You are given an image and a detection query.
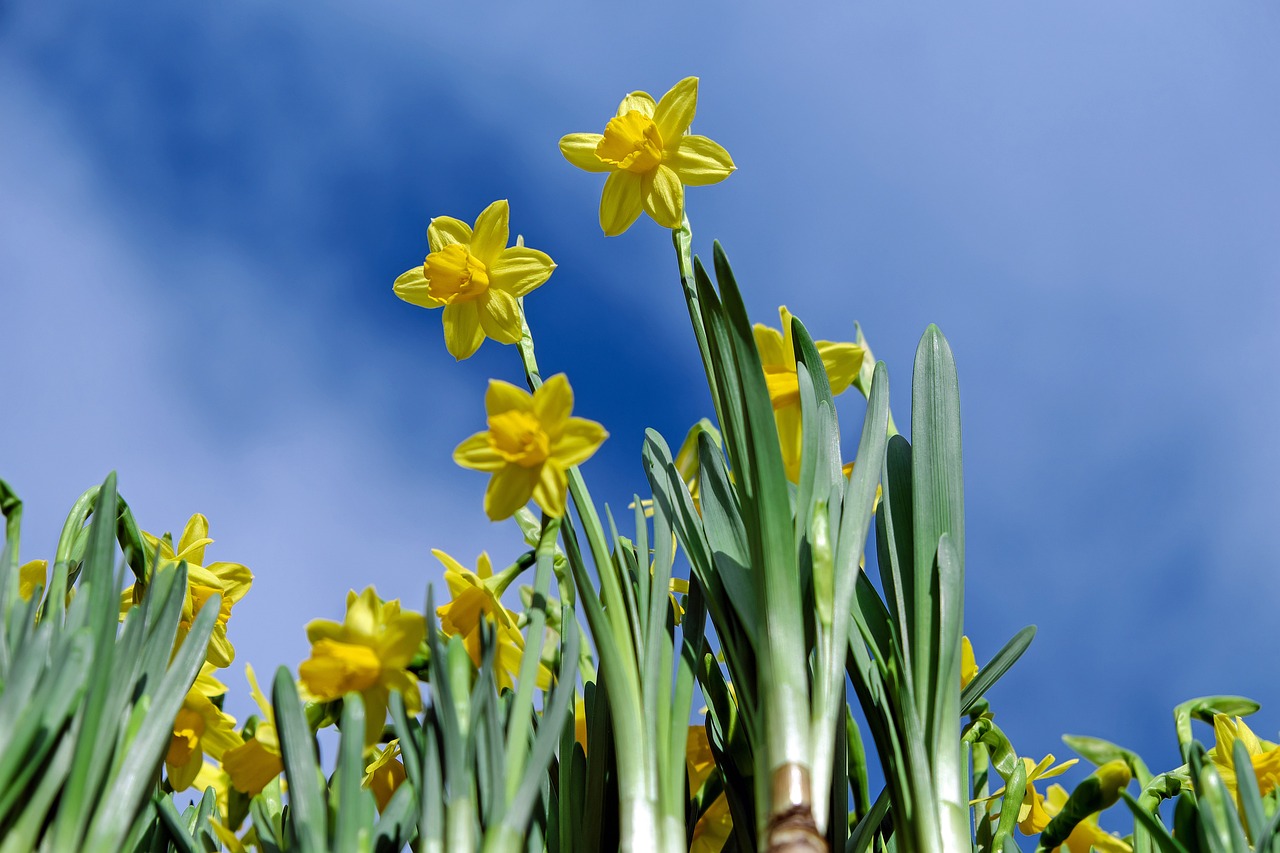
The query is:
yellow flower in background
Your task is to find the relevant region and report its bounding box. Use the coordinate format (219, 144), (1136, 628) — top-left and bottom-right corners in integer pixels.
(363, 739), (408, 812)
(1043, 784), (1132, 853)
(167, 665), (242, 792)
(123, 514), (252, 668)
(560, 77), (736, 235)
(299, 586), (425, 745)
(18, 559), (46, 601)
(981, 754), (1078, 836)
(686, 724), (734, 853)
(222, 664), (283, 796)
(961, 636), (979, 689)
(1206, 714), (1280, 799)
(393, 200), (555, 361)
(454, 375), (608, 520)
(753, 307), (866, 482)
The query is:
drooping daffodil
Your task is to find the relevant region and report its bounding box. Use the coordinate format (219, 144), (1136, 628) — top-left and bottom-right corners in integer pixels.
(167, 665), (242, 792)
(298, 586), (426, 745)
(753, 307), (866, 482)
(454, 375), (608, 521)
(363, 739), (408, 812)
(222, 664), (283, 796)
(686, 723), (734, 853)
(394, 200), (555, 361)
(560, 77), (735, 235)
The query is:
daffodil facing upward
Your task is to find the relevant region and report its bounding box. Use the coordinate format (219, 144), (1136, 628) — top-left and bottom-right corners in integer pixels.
(560, 77), (736, 235)
(454, 375), (608, 520)
(394, 200), (555, 360)
(1205, 713), (1280, 799)
(754, 306), (866, 482)
(298, 586), (426, 745)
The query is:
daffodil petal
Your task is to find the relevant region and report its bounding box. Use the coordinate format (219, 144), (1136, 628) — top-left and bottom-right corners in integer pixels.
(551, 418), (608, 467)
(532, 463), (569, 517)
(774, 403), (803, 484)
(393, 266), (444, 308)
(533, 374), (574, 432)
(470, 200), (510, 265)
(670, 135), (736, 186)
(427, 216), (472, 253)
(653, 76), (698, 144)
(617, 91), (656, 118)
(479, 288), (523, 344)
(600, 170), (644, 236)
(454, 432), (504, 472)
(816, 341), (865, 395)
(485, 379), (533, 416)
(484, 465), (539, 521)
(442, 303), (484, 360)
(752, 323), (788, 369)
(490, 247), (555, 297)
(432, 548), (471, 576)
(643, 165), (684, 229)
(559, 133), (611, 172)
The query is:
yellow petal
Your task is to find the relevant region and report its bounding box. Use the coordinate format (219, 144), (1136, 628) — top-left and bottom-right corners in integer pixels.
(670, 135), (736, 186)
(18, 559), (47, 601)
(559, 133), (611, 173)
(752, 323), (788, 369)
(393, 266), (444, 308)
(490, 247), (555, 297)
(224, 739), (282, 796)
(775, 403), (803, 483)
(533, 374), (574, 432)
(617, 91), (656, 118)
(432, 548), (472, 577)
(479, 288), (523, 344)
(470, 200), (510, 266)
(551, 419), (608, 467)
(178, 515), (211, 562)
(600, 170), (644, 236)
(442, 303), (484, 360)
(960, 636), (978, 689)
(427, 216), (473, 253)
(485, 379), (533, 416)
(817, 341), (866, 396)
(455, 432), (504, 471)
(653, 76), (698, 145)
(532, 463), (569, 518)
(484, 465), (538, 521)
(642, 165), (684, 229)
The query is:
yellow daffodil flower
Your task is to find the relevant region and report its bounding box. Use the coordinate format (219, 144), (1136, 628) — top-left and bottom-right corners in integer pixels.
(299, 587), (426, 745)
(167, 665), (242, 792)
(1043, 784), (1132, 853)
(686, 724), (734, 853)
(575, 697), (589, 754)
(560, 77), (736, 235)
(363, 739), (407, 812)
(434, 549), (549, 692)
(961, 636), (979, 689)
(753, 307), (866, 482)
(122, 514), (252, 668)
(1206, 714), (1280, 800)
(983, 754), (1078, 835)
(222, 664), (283, 796)
(393, 200), (555, 361)
(454, 375), (608, 520)
(18, 559), (46, 601)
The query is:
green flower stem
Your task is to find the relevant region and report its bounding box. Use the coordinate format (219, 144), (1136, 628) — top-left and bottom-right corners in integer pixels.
(502, 514), (559, 806)
(515, 310), (659, 852)
(672, 218), (722, 424)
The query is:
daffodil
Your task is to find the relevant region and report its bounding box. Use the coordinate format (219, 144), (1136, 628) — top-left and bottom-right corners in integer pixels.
(1042, 784), (1132, 853)
(122, 514), (252, 668)
(167, 665), (242, 791)
(686, 724), (734, 853)
(434, 549), (548, 692)
(754, 307), (866, 482)
(983, 754), (1078, 835)
(298, 586), (426, 745)
(18, 559), (46, 601)
(1205, 714), (1280, 799)
(454, 375), (608, 520)
(393, 200), (555, 361)
(560, 77), (735, 235)
(222, 664), (283, 796)
(363, 739), (407, 812)
(961, 636), (979, 689)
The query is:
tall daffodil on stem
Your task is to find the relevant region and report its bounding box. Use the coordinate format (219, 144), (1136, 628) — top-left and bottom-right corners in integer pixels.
(453, 375), (608, 521)
(393, 200), (556, 360)
(560, 77), (736, 235)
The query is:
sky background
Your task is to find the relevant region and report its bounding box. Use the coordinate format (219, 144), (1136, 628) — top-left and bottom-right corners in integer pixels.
(3, 0), (1279, 808)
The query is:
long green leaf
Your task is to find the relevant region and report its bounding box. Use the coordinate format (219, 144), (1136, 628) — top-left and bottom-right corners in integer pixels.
(271, 666), (327, 853)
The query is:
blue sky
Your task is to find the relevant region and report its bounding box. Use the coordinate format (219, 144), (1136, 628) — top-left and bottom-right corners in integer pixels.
(3, 0), (1279, 799)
